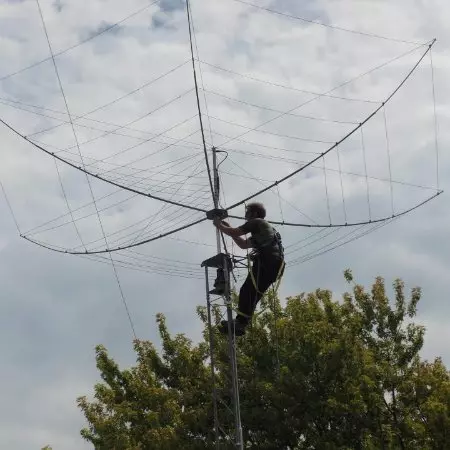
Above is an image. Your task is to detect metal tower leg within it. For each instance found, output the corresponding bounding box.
[202,254,244,449]
[204,266,220,449]
[223,257,244,449]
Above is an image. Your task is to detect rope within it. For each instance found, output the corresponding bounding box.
[0,117,208,214]
[225,40,436,212]
[185,0,215,204]
[360,127,372,220]
[383,107,395,216]
[35,0,137,339]
[245,253,284,378]
[22,217,207,255]
[0,0,161,82]
[228,0,424,45]
[430,48,440,191]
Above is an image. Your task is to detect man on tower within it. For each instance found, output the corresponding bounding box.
[213,202,285,336]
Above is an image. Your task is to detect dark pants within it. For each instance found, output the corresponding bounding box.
[236,256,284,325]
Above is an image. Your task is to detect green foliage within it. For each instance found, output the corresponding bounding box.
[77,271,450,449]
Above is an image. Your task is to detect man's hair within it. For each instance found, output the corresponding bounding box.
[246,202,266,219]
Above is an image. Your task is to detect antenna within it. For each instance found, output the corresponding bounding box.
[0,1,442,448]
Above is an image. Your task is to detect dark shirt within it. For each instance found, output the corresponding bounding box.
[238,218,284,260]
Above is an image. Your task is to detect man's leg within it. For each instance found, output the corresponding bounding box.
[219,258,283,335]
[236,258,283,323]
[246,257,284,315]
[236,264,263,325]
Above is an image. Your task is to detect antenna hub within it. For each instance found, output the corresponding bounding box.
[206,208,228,220]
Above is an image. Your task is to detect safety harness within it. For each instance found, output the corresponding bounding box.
[234,223,285,320]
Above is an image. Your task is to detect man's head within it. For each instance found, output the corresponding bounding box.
[245,202,266,220]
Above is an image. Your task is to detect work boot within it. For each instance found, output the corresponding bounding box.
[210,268,226,295]
[218,319,246,336]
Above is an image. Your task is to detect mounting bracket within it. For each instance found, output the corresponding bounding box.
[206,208,228,221]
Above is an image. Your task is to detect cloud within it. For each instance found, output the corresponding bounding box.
[82,20,124,41]
[1,0,449,448]
[152,0,185,29]
[53,0,64,13]
[160,0,184,13]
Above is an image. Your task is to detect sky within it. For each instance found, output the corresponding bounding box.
[1,0,449,448]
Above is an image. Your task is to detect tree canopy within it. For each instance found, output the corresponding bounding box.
[77,271,450,449]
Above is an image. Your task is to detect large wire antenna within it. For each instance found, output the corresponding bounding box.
[1,38,440,254]
[0,1,443,448]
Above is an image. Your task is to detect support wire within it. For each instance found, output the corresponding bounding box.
[186,0,215,204]
[226,40,436,212]
[35,0,137,339]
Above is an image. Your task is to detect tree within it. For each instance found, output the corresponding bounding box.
[77,271,450,449]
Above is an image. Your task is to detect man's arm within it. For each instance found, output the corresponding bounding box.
[214,219,246,237]
[213,219,252,249]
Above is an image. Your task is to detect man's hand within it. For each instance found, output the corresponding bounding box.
[212,219,249,249]
[213,218,230,228]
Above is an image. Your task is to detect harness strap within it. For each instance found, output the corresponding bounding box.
[231,256,285,320]
[230,221,285,320]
